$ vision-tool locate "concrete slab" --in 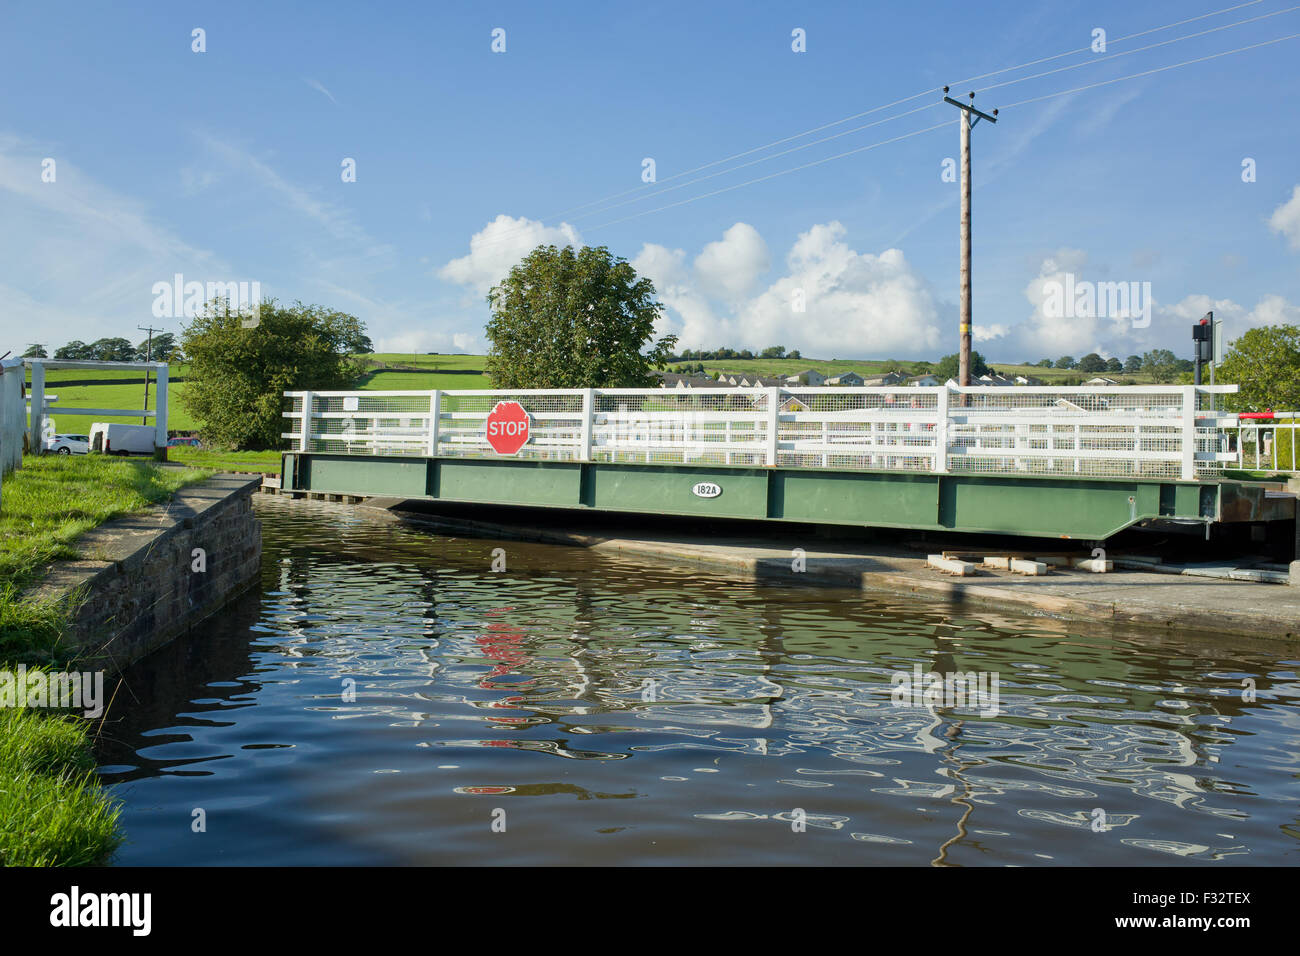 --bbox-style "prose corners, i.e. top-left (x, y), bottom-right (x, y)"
top-left (340, 500), bottom-right (1300, 641)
